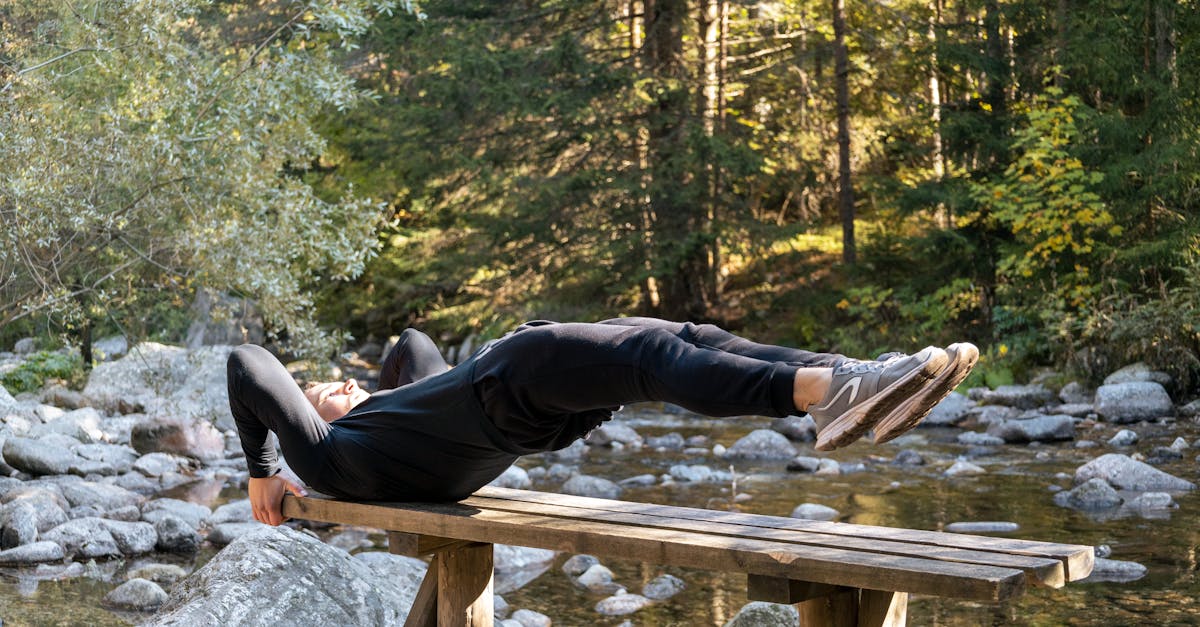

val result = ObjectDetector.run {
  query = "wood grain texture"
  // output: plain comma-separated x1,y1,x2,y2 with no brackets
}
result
747,575,848,603
402,553,438,627
857,590,907,627
798,588,859,627
437,543,493,627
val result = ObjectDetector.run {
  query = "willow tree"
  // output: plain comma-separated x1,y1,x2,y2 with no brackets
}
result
0,0,397,357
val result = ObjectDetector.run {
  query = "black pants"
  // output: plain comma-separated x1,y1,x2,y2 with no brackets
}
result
229,317,842,500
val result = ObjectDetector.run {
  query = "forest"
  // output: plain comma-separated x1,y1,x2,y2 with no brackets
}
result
2,0,1198,391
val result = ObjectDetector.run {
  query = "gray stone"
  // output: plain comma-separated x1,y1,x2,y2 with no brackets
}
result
957,431,1005,446
1085,558,1147,583
1095,382,1174,423
542,439,587,463
41,517,122,559
596,591,652,616
510,609,551,627
149,526,417,625
1104,362,1173,387
967,404,1023,425
770,415,816,441
83,342,189,414
102,519,158,554
494,545,556,595
945,521,1019,533
892,450,925,466
2,436,81,475
1169,437,1190,451
39,385,85,410
645,432,686,451
586,423,643,448
0,540,64,565
1,489,68,532
110,471,162,495
93,335,129,361
923,392,975,426
1107,429,1139,447
1051,403,1095,418
576,563,622,595
142,498,211,530
724,601,799,627
128,564,189,586
1126,492,1176,510
133,452,195,477
545,463,574,482
130,417,225,461
643,573,685,600
154,515,201,553
1053,478,1124,511
561,475,621,500
185,290,264,350
74,443,139,473
790,503,839,521
562,554,600,577
669,464,715,483
976,384,1056,409
1058,381,1094,405
205,522,264,545
1179,399,1200,418
945,460,986,477
726,429,796,460
157,345,239,432
29,407,105,443
1,501,38,548
207,499,253,524
488,465,531,490
13,338,36,354
60,480,141,511
1075,454,1195,491
618,474,657,488
352,551,427,606
1076,440,1098,449
986,414,1075,443
105,578,168,611
786,456,822,472
493,594,510,620
815,459,841,475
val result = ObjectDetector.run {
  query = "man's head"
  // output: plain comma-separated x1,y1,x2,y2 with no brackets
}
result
303,379,370,422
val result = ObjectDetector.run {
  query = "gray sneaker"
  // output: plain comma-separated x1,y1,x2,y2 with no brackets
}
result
872,342,979,444
810,346,948,451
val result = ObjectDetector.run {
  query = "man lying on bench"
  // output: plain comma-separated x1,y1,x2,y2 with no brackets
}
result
227,318,977,526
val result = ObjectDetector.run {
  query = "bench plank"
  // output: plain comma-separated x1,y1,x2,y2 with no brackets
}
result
282,495,1025,602
475,487,1094,582
461,493,1065,588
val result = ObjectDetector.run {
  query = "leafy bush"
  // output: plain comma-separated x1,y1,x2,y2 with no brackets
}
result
2,350,84,394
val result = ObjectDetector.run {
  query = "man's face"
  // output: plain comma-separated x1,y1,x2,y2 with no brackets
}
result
303,379,368,422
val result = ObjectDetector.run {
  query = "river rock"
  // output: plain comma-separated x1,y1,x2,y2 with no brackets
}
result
596,591,652,616
1179,399,1200,418
2,489,68,532
1058,381,1094,405
945,521,1019,533
1126,492,1176,511
1104,362,1172,387
576,563,622,594
957,431,1004,446
73,443,138,473
923,392,974,426
154,515,201,553
975,384,1056,409
510,609,551,627
645,432,686,451
643,573,685,600
133,452,196,478
1085,558,1147,583
494,545,556,594
29,407,105,443
1,500,39,548
586,423,643,448
141,499,211,530
59,480,141,511
131,416,224,461
155,345,238,432
786,456,821,472
726,429,796,460
2,436,82,475
561,475,621,499
489,465,531,490
562,554,600,577
945,460,986,476
1169,437,1189,451
105,578,168,611
0,540,65,565
1107,429,1139,447
1053,478,1123,510
149,525,418,625
207,499,253,524
618,474,656,487
352,551,427,604
205,522,263,545
790,503,838,521
1095,382,1174,423
83,342,189,414
13,338,36,354
41,518,122,559
93,335,129,361
1075,454,1194,491
966,404,1022,425
669,464,714,482
128,564,190,586
770,416,816,441
891,449,925,466
724,601,799,627
986,414,1075,443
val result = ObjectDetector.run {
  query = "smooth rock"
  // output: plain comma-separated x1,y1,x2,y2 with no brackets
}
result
93,335,129,361
133,452,195,477
923,392,974,426
643,573,686,600
207,499,253,524
494,545,556,595
1058,381,1094,405
60,481,142,511
29,407,105,443
986,414,1075,443
1169,437,1189,451
576,563,622,595
2,437,81,476
596,591,652,616
154,515,201,553
1095,382,1174,423
1,501,38,548
561,475,621,500
1085,558,1148,583
645,432,686,450
957,431,1004,446
130,417,225,461
142,498,211,530
1054,478,1123,510
102,519,157,555
975,384,1056,409
83,342,188,414
148,526,418,625
0,540,64,565
893,450,925,466
205,522,263,545
967,405,1022,425
13,338,36,354
1051,403,1095,418
41,518,122,559
945,460,986,476
128,564,189,586
786,456,821,472
669,464,714,482
489,465,532,490
1126,492,1176,510
1104,363,1172,387
790,503,838,521
74,443,139,473
945,521,1019,533
1,490,68,533
510,609,551,627
562,554,600,577
493,594,510,620
105,578,168,611
618,474,656,488
586,423,643,448
726,429,796,460
1108,429,1139,447
724,601,799,627
352,551,428,607
770,415,816,441
1075,454,1194,491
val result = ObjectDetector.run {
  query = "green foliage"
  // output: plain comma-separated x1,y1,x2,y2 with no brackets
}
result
2,350,84,394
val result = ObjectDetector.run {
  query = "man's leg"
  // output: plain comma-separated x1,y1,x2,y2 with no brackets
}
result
596,317,843,368
379,328,450,390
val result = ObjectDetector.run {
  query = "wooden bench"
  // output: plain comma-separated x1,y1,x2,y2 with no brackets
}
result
282,486,1093,627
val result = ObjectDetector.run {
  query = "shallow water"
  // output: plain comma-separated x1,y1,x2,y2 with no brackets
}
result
1,409,1197,626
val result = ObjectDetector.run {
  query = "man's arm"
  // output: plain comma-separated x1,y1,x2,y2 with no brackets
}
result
248,474,306,526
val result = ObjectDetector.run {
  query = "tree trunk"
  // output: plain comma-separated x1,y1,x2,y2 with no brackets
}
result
929,0,948,228
833,0,855,264
1154,0,1177,87
629,0,661,312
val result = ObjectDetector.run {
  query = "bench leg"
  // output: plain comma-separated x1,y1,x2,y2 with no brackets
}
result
857,589,907,627
437,541,494,627
403,555,439,627
796,588,907,627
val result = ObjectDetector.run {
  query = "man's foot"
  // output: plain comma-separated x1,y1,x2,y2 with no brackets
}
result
872,343,979,444
810,347,948,451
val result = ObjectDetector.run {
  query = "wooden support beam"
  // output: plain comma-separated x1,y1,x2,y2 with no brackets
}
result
437,542,494,627
797,587,859,627
389,531,474,557
747,575,849,604
858,590,907,627
403,555,439,627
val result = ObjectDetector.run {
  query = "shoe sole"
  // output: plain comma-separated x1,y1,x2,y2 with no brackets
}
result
872,342,979,444
814,348,948,451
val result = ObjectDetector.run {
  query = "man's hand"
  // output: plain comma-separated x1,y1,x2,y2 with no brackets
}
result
248,475,307,526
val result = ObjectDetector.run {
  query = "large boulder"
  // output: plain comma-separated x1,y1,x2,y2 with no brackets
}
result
1075,454,1195,491
724,601,799,627
725,429,796,460
2,436,83,476
923,392,974,426
974,384,1056,410
83,342,189,414
986,414,1075,443
1053,478,1124,510
1103,363,1172,387
1095,382,1174,423
153,345,237,432
130,416,225,461
148,526,422,626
